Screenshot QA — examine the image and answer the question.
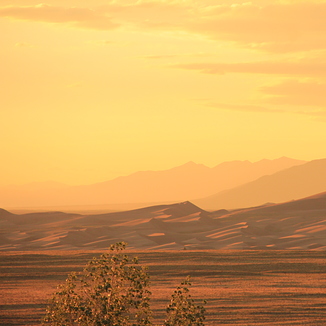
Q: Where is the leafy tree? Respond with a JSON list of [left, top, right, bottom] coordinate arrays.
[[43, 242, 206, 326], [43, 242, 152, 326], [164, 277, 206, 326]]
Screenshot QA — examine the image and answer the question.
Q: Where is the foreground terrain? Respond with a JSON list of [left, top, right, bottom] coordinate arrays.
[[1, 250, 326, 325]]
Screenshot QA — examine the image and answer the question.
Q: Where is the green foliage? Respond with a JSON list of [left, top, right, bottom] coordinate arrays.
[[43, 242, 152, 326], [164, 277, 206, 326], [43, 242, 206, 326]]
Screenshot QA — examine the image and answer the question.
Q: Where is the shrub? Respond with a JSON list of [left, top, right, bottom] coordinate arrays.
[[43, 242, 206, 326], [164, 277, 206, 326]]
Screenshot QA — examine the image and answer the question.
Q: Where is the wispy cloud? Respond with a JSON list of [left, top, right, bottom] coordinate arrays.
[[140, 52, 212, 60], [188, 1, 326, 53], [205, 101, 284, 114], [100, 0, 191, 29], [170, 59, 326, 77], [200, 98, 326, 119], [109, 1, 326, 53], [0, 4, 118, 30], [261, 80, 326, 108], [2, 2, 326, 53], [297, 110, 326, 118]]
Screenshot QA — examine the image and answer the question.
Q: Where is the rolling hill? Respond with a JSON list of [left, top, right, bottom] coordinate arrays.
[[1, 191, 326, 251]]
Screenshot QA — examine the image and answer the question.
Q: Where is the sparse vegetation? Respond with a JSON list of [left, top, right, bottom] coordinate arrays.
[[164, 277, 206, 326], [43, 242, 206, 326], [2, 250, 326, 325]]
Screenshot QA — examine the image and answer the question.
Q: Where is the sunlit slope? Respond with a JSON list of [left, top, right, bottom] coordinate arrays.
[[0, 158, 304, 208], [0, 202, 210, 250], [1, 191, 326, 251], [194, 158, 326, 210], [219, 192, 326, 250]]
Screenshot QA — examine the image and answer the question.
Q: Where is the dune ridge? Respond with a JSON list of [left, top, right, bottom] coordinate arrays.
[[1, 192, 326, 251]]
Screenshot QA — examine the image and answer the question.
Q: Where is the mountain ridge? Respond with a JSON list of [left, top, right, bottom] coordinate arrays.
[[194, 158, 326, 210], [0, 157, 306, 209]]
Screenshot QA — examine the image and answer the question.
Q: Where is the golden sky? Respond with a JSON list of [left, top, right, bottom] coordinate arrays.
[[1, 0, 326, 185]]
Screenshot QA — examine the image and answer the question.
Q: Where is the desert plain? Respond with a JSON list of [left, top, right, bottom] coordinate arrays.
[[2, 0, 326, 323], [1, 190, 326, 325], [1, 250, 326, 325]]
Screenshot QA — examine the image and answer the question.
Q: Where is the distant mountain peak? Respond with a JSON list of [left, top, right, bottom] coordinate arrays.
[[0, 157, 312, 209], [275, 156, 306, 162], [171, 161, 208, 171], [194, 158, 326, 210], [180, 161, 205, 167], [185, 161, 197, 165]]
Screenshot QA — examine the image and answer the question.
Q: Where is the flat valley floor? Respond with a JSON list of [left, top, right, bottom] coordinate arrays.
[[1, 250, 326, 325]]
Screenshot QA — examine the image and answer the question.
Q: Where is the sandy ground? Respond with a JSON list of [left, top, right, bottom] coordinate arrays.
[[1, 250, 326, 325], [1, 194, 326, 324], [1, 193, 326, 252]]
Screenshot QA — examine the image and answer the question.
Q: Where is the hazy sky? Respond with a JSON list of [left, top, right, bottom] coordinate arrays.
[[1, 0, 326, 185]]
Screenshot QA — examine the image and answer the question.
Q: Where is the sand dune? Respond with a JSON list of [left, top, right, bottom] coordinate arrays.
[[1, 191, 326, 251]]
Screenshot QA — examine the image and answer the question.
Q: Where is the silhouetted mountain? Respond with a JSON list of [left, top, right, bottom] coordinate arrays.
[[194, 159, 326, 210], [0, 157, 305, 209]]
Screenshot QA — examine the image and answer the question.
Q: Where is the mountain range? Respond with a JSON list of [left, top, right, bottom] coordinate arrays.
[[0, 157, 309, 211], [194, 158, 326, 210]]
